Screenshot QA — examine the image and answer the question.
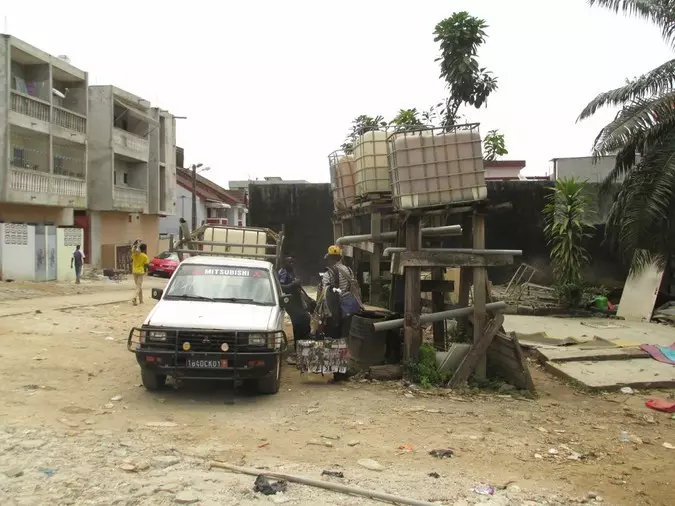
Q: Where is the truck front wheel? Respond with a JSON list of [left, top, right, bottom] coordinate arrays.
[[141, 368, 166, 391], [257, 356, 281, 395]]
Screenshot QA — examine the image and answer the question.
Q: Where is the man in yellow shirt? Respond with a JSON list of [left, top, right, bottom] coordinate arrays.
[[131, 239, 150, 305]]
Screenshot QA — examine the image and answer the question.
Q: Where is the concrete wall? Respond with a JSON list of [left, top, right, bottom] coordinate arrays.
[[0, 203, 73, 225], [248, 183, 333, 284], [553, 156, 628, 184], [95, 210, 160, 262], [87, 86, 114, 210], [0, 37, 8, 195], [9, 125, 50, 172], [0, 222, 36, 280], [56, 227, 84, 282], [159, 184, 206, 235]]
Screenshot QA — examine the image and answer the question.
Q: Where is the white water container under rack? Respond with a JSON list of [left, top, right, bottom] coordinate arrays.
[[353, 130, 391, 196], [328, 151, 356, 211], [388, 124, 487, 210]]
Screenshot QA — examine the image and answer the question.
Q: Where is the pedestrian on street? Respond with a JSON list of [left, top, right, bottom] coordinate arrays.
[[131, 239, 149, 306], [71, 245, 85, 284]]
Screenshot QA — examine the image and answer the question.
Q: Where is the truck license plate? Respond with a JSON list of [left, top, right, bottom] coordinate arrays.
[[186, 359, 227, 368]]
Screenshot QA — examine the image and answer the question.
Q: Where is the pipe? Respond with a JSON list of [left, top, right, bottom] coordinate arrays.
[[383, 247, 523, 257], [373, 301, 507, 331], [335, 225, 462, 246]]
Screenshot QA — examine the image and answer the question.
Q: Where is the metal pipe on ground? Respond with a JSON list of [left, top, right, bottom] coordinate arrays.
[[373, 301, 507, 332], [335, 225, 462, 246], [382, 247, 523, 257]]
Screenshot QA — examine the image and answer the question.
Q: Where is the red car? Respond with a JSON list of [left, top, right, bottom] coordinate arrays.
[[148, 251, 180, 277]]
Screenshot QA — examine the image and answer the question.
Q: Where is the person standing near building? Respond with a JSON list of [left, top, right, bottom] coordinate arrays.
[[278, 256, 311, 340], [131, 239, 150, 306], [70, 245, 85, 284]]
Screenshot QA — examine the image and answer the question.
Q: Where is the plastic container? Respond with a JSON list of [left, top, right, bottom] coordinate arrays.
[[353, 130, 391, 196], [328, 151, 356, 211], [388, 124, 487, 210]]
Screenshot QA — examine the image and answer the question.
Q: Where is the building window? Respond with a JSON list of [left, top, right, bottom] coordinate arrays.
[[12, 147, 25, 168], [114, 172, 117, 185], [54, 155, 65, 173], [123, 173, 129, 185]]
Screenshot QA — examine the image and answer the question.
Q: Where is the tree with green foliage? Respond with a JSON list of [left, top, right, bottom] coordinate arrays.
[[341, 115, 387, 154], [483, 129, 508, 161], [433, 11, 498, 127], [543, 179, 595, 304], [578, 0, 675, 272], [389, 108, 425, 131]]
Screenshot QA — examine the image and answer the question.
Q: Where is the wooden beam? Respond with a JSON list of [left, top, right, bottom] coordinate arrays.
[[448, 312, 504, 388], [404, 215, 422, 362], [393, 251, 513, 274], [431, 267, 445, 350], [457, 213, 473, 336], [420, 279, 455, 292], [370, 212, 382, 307], [472, 212, 487, 379]]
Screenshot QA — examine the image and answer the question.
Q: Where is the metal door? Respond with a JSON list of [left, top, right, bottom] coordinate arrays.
[[46, 225, 57, 281], [35, 225, 46, 282]]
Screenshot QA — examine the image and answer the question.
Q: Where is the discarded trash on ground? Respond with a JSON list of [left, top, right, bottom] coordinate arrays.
[[473, 484, 495, 495], [257, 441, 270, 448], [321, 470, 344, 478], [429, 448, 454, 459], [620, 387, 634, 395], [428, 472, 441, 479], [39, 468, 57, 478], [253, 475, 287, 495], [645, 399, 675, 413]]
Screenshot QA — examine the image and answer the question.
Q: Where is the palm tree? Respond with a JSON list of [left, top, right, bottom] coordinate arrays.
[[578, 0, 675, 272]]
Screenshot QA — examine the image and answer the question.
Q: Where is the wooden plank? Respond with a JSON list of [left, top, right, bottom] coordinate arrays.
[[448, 313, 504, 388], [420, 279, 455, 292], [404, 215, 422, 362], [543, 359, 675, 391], [536, 346, 650, 363], [394, 251, 513, 274], [509, 331, 536, 392], [370, 212, 382, 307], [473, 213, 487, 379], [431, 267, 445, 350], [457, 213, 473, 337]]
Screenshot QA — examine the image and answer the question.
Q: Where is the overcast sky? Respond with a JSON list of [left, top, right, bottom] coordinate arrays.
[[2, 0, 672, 186]]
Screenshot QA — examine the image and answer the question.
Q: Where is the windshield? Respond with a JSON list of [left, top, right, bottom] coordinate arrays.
[[164, 264, 276, 306], [157, 251, 178, 261]]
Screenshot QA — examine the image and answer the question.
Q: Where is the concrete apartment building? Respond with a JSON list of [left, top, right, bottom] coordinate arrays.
[[85, 85, 176, 267], [0, 34, 88, 225]]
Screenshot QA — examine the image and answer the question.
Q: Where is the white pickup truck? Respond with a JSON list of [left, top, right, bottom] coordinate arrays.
[[127, 256, 289, 394]]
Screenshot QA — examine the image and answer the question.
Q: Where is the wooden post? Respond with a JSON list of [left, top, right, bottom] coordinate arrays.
[[457, 213, 473, 334], [472, 211, 487, 379], [431, 267, 445, 350], [389, 222, 405, 313], [404, 215, 422, 361], [370, 212, 382, 307]]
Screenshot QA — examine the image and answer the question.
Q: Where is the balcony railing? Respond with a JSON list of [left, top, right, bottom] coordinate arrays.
[[114, 185, 148, 210], [9, 168, 86, 197], [113, 128, 149, 157], [10, 90, 50, 122], [52, 106, 87, 134]]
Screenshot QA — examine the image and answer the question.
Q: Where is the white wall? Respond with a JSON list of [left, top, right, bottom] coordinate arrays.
[[0, 223, 36, 281], [553, 156, 628, 183], [56, 228, 84, 282], [159, 184, 206, 235]]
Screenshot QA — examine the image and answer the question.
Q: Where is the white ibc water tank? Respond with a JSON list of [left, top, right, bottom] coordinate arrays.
[[353, 130, 391, 196], [389, 126, 487, 210]]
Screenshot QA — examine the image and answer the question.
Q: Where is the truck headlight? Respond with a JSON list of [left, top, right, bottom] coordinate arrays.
[[147, 331, 168, 342], [248, 334, 267, 346]]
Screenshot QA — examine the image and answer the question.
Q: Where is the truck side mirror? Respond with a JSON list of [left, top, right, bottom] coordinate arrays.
[[152, 288, 163, 300]]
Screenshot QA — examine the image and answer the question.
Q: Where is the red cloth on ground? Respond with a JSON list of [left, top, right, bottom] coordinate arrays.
[[645, 399, 675, 413]]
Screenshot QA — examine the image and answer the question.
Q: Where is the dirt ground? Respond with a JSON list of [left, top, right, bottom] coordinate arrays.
[[0, 289, 673, 505]]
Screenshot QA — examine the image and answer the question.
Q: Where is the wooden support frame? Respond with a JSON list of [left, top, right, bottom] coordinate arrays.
[[472, 212, 487, 379], [403, 215, 422, 361], [391, 250, 513, 275], [369, 212, 382, 307]]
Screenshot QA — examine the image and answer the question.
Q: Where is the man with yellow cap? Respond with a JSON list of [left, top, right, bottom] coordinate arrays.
[[319, 244, 363, 341]]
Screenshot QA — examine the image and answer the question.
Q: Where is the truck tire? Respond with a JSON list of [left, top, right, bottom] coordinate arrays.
[[141, 368, 166, 391], [257, 356, 281, 395]]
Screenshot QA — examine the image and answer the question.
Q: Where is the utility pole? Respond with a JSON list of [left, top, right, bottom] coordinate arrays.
[[191, 163, 203, 231]]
